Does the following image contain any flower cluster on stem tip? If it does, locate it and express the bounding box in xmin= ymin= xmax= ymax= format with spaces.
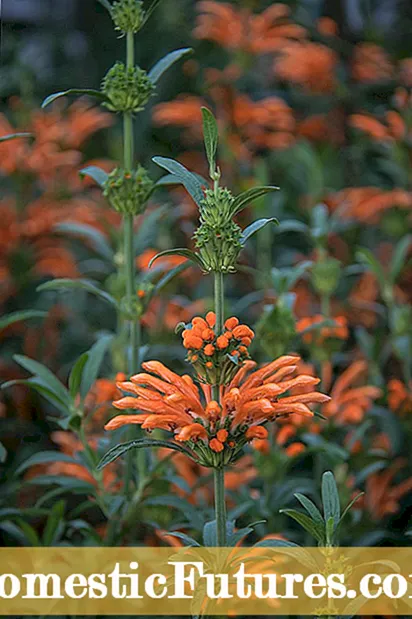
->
xmin=106 ymin=332 xmax=330 ymax=468
xmin=103 ymin=166 xmax=153 ymax=215
xmin=102 ymin=62 xmax=154 ymax=113
xmin=111 ymin=0 xmax=145 ymax=35
xmin=180 ymin=312 xmax=254 ymax=386
xmin=194 ymin=187 xmax=242 ymax=273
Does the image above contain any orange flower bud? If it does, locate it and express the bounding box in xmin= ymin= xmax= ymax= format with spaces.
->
xmin=204 ymin=344 xmax=215 ymax=356
xmin=253 ymin=439 xmax=270 ymax=454
xmin=205 ymin=361 xmax=213 ymax=368
xmin=206 ymin=401 xmax=221 ymax=418
xmin=216 ymin=335 xmax=229 ymax=349
xmin=183 ymin=333 xmax=203 ymax=349
xmin=192 ymin=316 xmax=208 ymax=330
xmin=206 ymin=311 xmax=216 ymax=327
xmin=240 ymin=337 xmax=252 ymax=347
xmin=217 ymin=429 xmax=228 ymax=443
xmin=137 ymin=289 xmax=146 ymax=298
xmin=175 ymin=423 xmax=208 ymax=442
xmin=285 ymin=442 xmax=306 ymax=457
xmin=209 ymin=438 xmax=224 ymax=452
xmin=238 ymin=345 xmax=248 ymax=354
xmin=225 ymin=317 xmax=239 ymax=330
xmin=246 ymin=426 xmax=268 ymax=440
xmin=191 ymin=354 xmax=199 ymax=363
xmin=233 ymin=325 xmax=254 ymax=340
xmin=202 ymin=328 xmax=215 ymax=341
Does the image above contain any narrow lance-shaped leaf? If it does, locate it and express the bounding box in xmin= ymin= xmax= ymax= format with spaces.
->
xmin=0 ymin=310 xmax=46 ymax=332
xmin=97 ymin=439 xmax=198 ymax=470
xmin=69 ymin=353 xmax=89 ymax=400
xmin=153 ymin=157 xmax=205 ymax=207
xmin=54 ymin=222 xmax=114 ymax=262
xmin=153 ymin=261 xmax=191 ymax=294
xmin=294 ymin=493 xmax=324 ymax=525
xmin=201 ymin=107 xmax=218 ymax=175
xmin=1 ymin=378 xmax=70 ymax=417
xmin=279 ymin=508 xmax=325 ymax=544
xmin=148 ymin=48 xmax=193 ymax=84
xmin=37 ymin=279 xmax=117 ymax=308
xmin=390 ymin=234 xmax=411 ymax=283
xmin=240 ymin=218 xmax=279 ymax=246
xmin=0 ymin=133 xmax=32 ymax=143
xmin=96 ymin=0 xmax=112 ymax=12
xmin=80 ymin=334 xmax=114 ymax=400
xmin=0 ymin=442 xmax=6 ymax=464
xmin=322 ymin=471 xmax=341 ymax=528
xmin=42 ymin=89 xmax=109 ymax=109
xmin=149 ymin=248 xmax=205 ymax=270
xmin=14 ymin=452 xmax=79 ymax=476
xmin=12 ymin=355 xmax=70 ymax=406
xmin=80 ymin=165 xmax=109 ymax=188
xmin=230 ymin=186 xmax=279 ymax=217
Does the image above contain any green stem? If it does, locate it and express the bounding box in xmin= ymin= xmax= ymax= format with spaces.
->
xmin=321 ymin=294 xmax=330 ymax=317
xmin=213 ymin=466 xmax=227 ymax=546
xmin=122 ymin=29 xmax=144 ymax=499
xmin=213 ymin=270 xmax=227 ymax=546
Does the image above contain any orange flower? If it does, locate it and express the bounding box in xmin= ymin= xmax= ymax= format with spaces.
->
xmin=106 ymin=356 xmax=329 ymax=466
xmin=297 ymin=314 xmax=348 ymax=345
xmin=194 ymin=2 xmax=306 ymax=54
xmin=326 ymin=187 xmax=412 ymax=223
xmin=323 ymin=361 xmax=382 ymax=424
xmin=275 ymin=41 xmax=338 ymax=93
xmin=352 ymin=43 xmax=393 ymax=83
xmin=352 ymin=460 xmax=412 ymax=521
xmin=387 ymin=379 xmax=412 ymax=415
xmin=349 ymin=112 xmax=406 ymax=142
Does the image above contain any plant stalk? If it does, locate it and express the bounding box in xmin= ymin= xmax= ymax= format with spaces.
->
xmin=213 ymin=270 xmax=227 ymax=545
xmin=213 ymin=466 xmax=227 ymax=546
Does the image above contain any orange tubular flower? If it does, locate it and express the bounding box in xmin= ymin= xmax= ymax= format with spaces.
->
xmin=274 ymin=41 xmax=338 ymax=93
xmin=106 ymin=355 xmax=330 ymax=467
xmin=387 ymin=379 xmax=412 ymax=416
xmin=325 ymin=187 xmax=412 ymax=223
xmin=297 ymin=314 xmax=348 ymax=345
xmin=323 ymin=361 xmax=382 ymax=424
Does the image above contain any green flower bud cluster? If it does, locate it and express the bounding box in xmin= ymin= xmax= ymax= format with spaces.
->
xmin=256 ymin=303 xmax=297 ymax=359
xmin=111 ymin=0 xmax=145 ymax=34
xmin=194 ymin=187 xmax=242 ymax=272
xmin=312 ymin=256 xmax=341 ymax=297
xmin=103 ymin=166 xmax=153 ymax=215
xmin=102 ymin=62 xmax=154 ymax=113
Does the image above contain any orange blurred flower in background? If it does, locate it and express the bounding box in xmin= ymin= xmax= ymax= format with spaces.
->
xmin=326 ymin=187 xmax=412 ymax=223
xmin=274 ymin=41 xmax=338 ymax=93
xmin=351 ymin=43 xmax=393 ymax=83
xmin=194 ymin=2 xmax=306 ymax=54
xmin=323 ymin=361 xmax=382 ymax=424
xmin=388 ymin=379 xmax=412 ymax=416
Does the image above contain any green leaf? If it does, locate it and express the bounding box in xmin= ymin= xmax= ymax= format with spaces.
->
xmin=254 ymin=539 xmax=299 ymax=548
xmin=275 ymin=220 xmax=309 ymax=235
xmin=14 ymin=451 xmax=79 ymax=476
xmin=42 ymin=500 xmax=65 ymax=546
xmin=201 ymin=107 xmax=218 ymax=175
xmin=280 ymin=509 xmax=325 ymax=544
xmin=68 ymin=353 xmax=89 ymax=400
xmin=337 ymin=492 xmax=364 ymax=529
xmin=80 ymin=334 xmax=114 ymax=400
xmin=153 ymin=157 xmax=205 ymax=207
xmin=55 ymin=222 xmax=114 ymax=261
xmin=143 ymin=0 xmax=162 ymax=23
xmin=0 ymin=442 xmax=6 ymax=463
xmin=321 ymin=471 xmax=340 ymax=528
xmin=42 ymin=89 xmax=109 ymax=109
xmin=356 ymin=248 xmax=386 ymax=286
xmin=240 ymin=218 xmax=279 ymax=246
xmin=230 ymin=186 xmax=279 ymax=217
xmin=153 ymin=261 xmax=191 ymax=294
xmin=390 ymin=235 xmax=411 ymax=282
xmin=0 ymin=132 xmax=32 ymax=143
xmin=203 ymin=520 xmax=217 ymax=547
xmin=80 ymin=165 xmax=109 ymax=188
xmin=325 ymin=516 xmax=335 ymax=546
xmin=149 ymin=248 xmax=204 ymax=270
xmin=0 ymin=310 xmax=46 ymax=331
xmin=97 ymin=439 xmax=197 ymax=470
xmin=1 ymin=378 xmax=69 ymax=416
xmin=12 ymin=355 xmax=70 ymax=406
xmin=37 ymin=278 xmax=117 ymax=307
xmin=162 ymin=531 xmax=201 ymax=547
xmin=294 ymin=493 xmax=324 ymax=525
xmin=148 ymin=48 xmax=192 ymax=84
xmin=96 ymin=0 xmax=112 ymax=12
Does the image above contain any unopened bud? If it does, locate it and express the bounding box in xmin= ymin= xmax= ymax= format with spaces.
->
xmin=102 ymin=62 xmax=154 ymax=113
xmin=103 ymin=166 xmax=153 ymax=215
xmin=111 ymin=0 xmax=145 ymax=34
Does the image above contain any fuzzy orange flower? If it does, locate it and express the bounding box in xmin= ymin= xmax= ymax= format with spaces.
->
xmin=323 ymin=361 xmax=381 ymax=424
xmin=106 ymin=355 xmax=329 ymax=467
xmin=387 ymin=379 xmax=412 ymax=416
